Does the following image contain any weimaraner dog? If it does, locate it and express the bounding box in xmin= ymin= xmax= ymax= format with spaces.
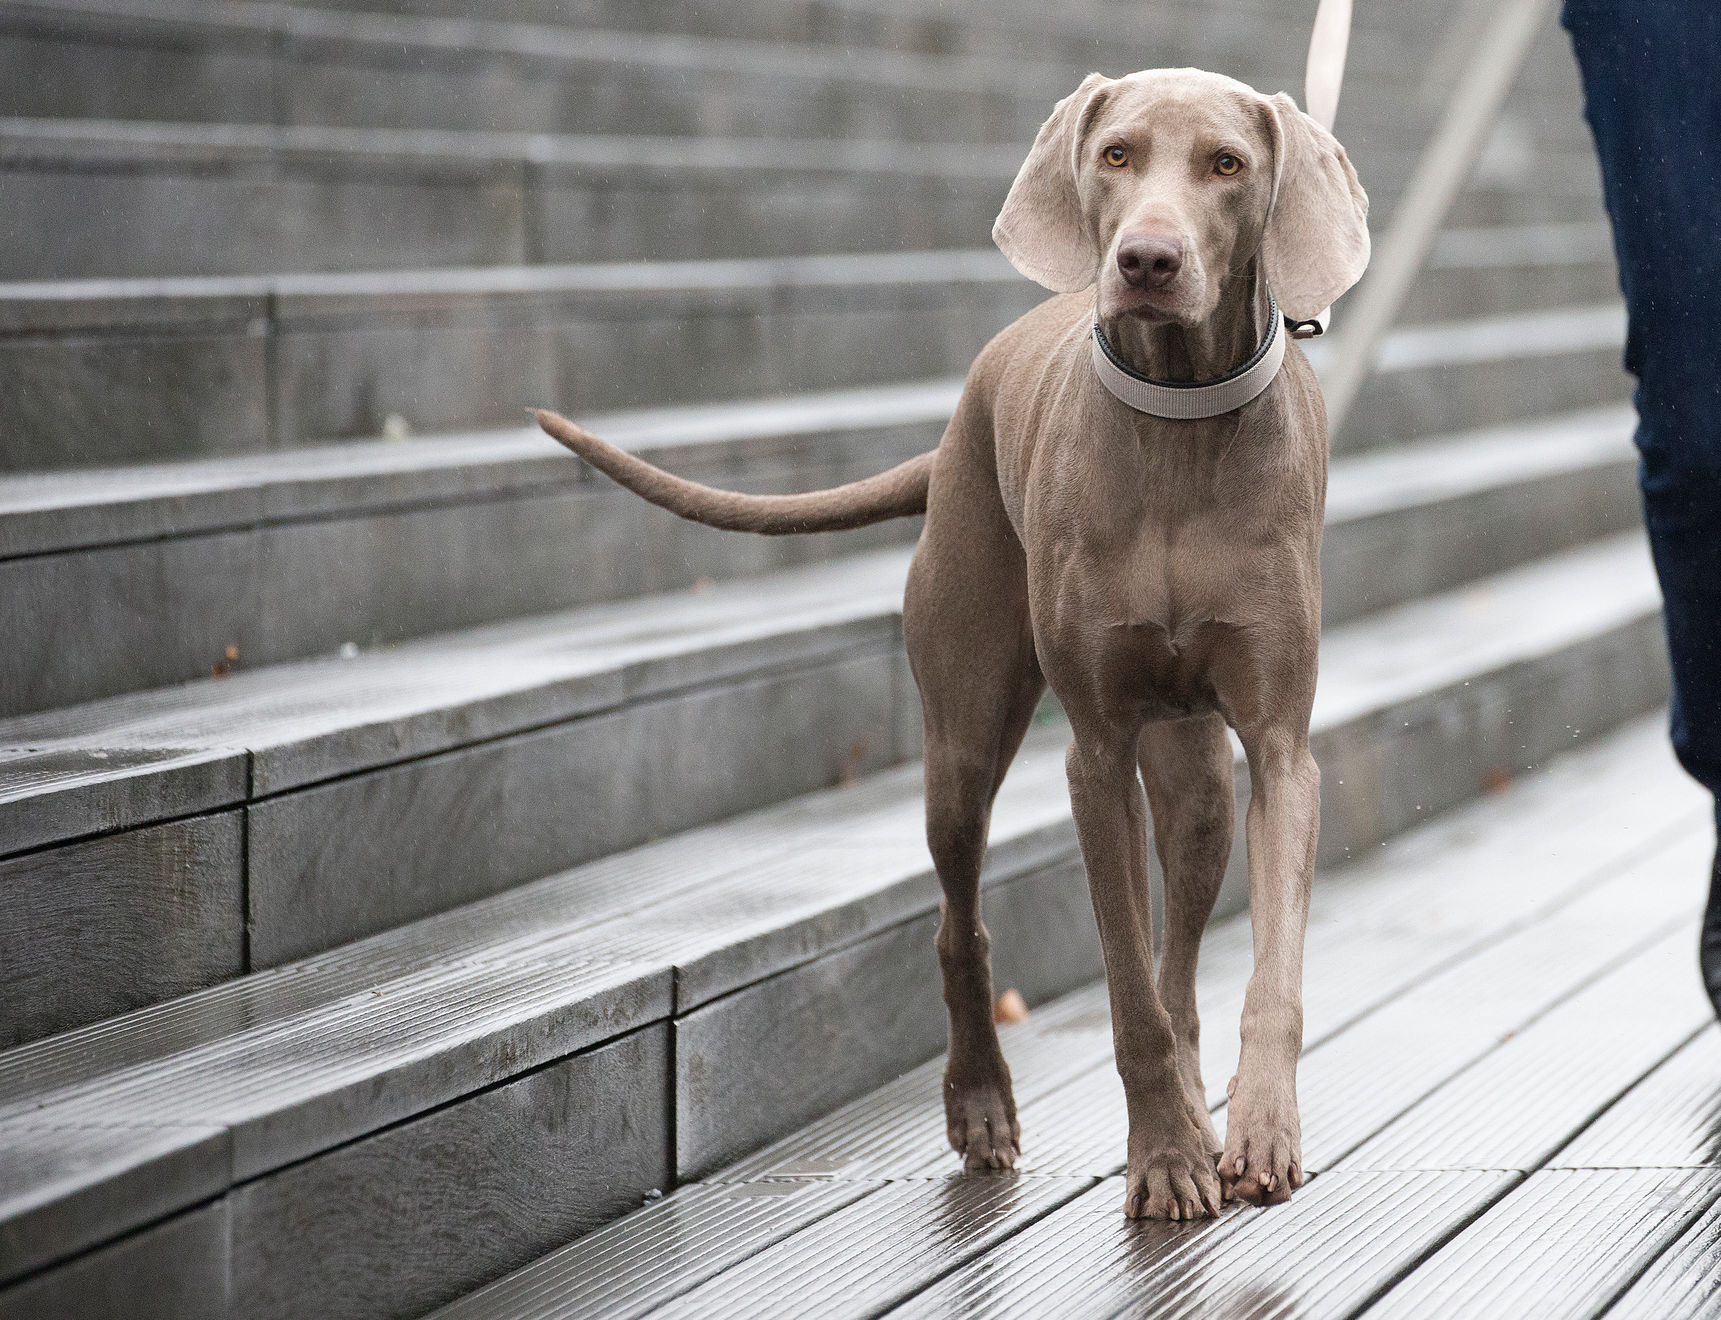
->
xmin=535 ymin=67 xmax=1369 ymax=1219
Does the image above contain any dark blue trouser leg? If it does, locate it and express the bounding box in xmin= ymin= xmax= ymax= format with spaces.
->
xmin=1563 ymin=0 xmax=1721 ymax=1012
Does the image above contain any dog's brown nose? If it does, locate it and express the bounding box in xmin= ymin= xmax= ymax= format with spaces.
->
xmin=1116 ymin=235 xmax=1184 ymax=289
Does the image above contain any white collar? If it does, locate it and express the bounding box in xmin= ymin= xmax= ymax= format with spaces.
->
xmin=1091 ymin=294 xmax=1294 ymax=420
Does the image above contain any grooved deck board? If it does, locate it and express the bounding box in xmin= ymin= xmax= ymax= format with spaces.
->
xmin=1364 ymin=1168 xmax=1721 ymax=1320
xmin=428 ymin=716 xmax=1720 ymax=1320
xmin=643 ymin=1177 xmax=1092 ymax=1319
xmin=1338 ymin=927 xmax=1711 ymax=1172
xmin=1606 ymin=1194 xmax=1721 ymax=1319
xmin=883 ymin=1170 xmax=1515 ymax=1320
xmin=1551 ymin=1029 xmax=1721 ymax=1170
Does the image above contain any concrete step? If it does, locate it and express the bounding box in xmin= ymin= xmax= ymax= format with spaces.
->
xmin=0 ymin=118 xmax=1020 ymax=278
xmin=0 ymin=377 xmax=1638 ymax=714
xmin=420 ymin=716 xmax=1710 ymax=1320
xmin=0 ymin=251 xmax=1043 ymax=469
xmin=0 ymin=413 xmax=1647 ymax=1030
xmin=1317 ymin=302 xmax=1632 ymax=454
xmin=1402 ymin=220 xmax=1618 ymax=324
xmin=0 ymin=0 xmax=1466 ymax=145
xmin=0 ymin=525 xmax=1673 ymax=1059
xmin=0 ymin=112 xmax=1601 ymax=283
xmin=0 ymin=380 xmax=950 ymax=715
xmin=0 ymin=0 xmax=1067 ymax=145
xmin=0 ymin=547 xmax=923 ymax=1010
xmin=0 ymin=681 xmax=1696 ymax=1318
xmin=0 ymin=250 xmax=1630 ymax=470
xmin=0 ymin=84 xmax=1603 ymax=286
xmin=0 ymin=447 xmax=1645 ymax=1025
xmin=253 ymin=0 xmax=1419 ymax=69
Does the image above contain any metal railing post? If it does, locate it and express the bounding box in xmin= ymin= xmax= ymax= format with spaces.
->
xmin=1320 ymin=0 xmax=1558 ymax=438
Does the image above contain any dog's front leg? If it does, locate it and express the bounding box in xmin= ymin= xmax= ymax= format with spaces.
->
xmin=1222 ymin=724 xmax=1320 ymax=1205
xmin=1066 ymin=733 xmax=1223 ymax=1220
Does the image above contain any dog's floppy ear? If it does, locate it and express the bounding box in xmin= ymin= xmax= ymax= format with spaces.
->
xmin=993 ymin=73 xmax=1113 ymax=293
xmin=1262 ymin=91 xmax=1370 ymax=321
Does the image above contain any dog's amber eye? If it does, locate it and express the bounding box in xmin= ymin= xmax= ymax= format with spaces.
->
xmin=1215 ymin=153 xmax=1242 ymax=176
xmin=1103 ymin=145 xmax=1129 ymax=168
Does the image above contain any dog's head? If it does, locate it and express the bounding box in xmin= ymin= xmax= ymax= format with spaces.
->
xmin=993 ymin=68 xmax=1369 ymax=327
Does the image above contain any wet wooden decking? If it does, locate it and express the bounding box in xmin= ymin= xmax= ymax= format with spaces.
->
xmin=437 ymin=714 xmax=1721 ymax=1320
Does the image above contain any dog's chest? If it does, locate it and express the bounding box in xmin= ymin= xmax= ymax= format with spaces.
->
xmin=1035 ymin=505 xmax=1305 ymax=721
xmin=1105 ymin=507 xmax=1269 ymax=633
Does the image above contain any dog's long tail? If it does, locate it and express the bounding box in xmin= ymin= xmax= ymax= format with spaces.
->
xmin=532 ymin=408 xmax=933 ymax=535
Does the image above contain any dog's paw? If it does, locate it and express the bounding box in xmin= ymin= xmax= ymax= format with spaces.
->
xmin=1122 ymin=1140 xmax=1223 ymax=1221
xmin=1219 ymin=1081 xmax=1303 ymax=1206
xmin=944 ymin=1073 xmax=1020 ymax=1171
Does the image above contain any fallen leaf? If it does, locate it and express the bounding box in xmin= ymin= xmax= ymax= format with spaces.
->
xmin=994 ymin=989 xmax=1029 ymax=1024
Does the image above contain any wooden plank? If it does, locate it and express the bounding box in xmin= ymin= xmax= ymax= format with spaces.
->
xmin=897 ymin=825 xmax=1711 ymax=1183
xmin=1552 ymin=1026 xmax=1721 ymax=1170
xmin=646 ymin=1178 xmax=1093 ymax=1320
xmin=1363 ymin=1168 xmax=1721 ymax=1320
xmin=429 ymin=1182 xmax=873 ymax=1320
xmin=1340 ymin=928 xmax=1710 ymax=1171
xmin=1606 ymin=1194 xmax=1721 ymax=1320
xmin=883 ymin=1170 xmax=1512 ymax=1320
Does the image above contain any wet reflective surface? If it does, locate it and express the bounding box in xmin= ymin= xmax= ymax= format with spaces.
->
xmin=435 ymin=725 xmax=1721 ymax=1320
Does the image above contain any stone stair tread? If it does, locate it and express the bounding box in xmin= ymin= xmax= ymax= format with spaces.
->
xmin=0 ymin=254 xmax=1625 ymax=469
xmin=714 ymin=820 xmax=1703 ymax=1320
xmin=254 ymin=0 xmax=1374 ymax=56
xmin=0 ymin=248 xmax=1022 ymax=330
xmin=1322 ymin=402 xmax=1631 ymax=522
xmin=1606 ymin=1168 xmax=1721 ymax=1319
xmin=0 ymin=533 xmax=1671 ymax=1285
xmin=0 ymin=378 xmax=963 ymax=560
xmin=0 ymin=115 xmax=1025 ymax=177
xmin=1428 ymin=219 xmax=1616 ymax=270
xmin=1335 ymin=929 xmax=1710 ymax=1173
xmin=0 ymin=104 xmax=1584 ymax=173
xmin=2 ymin=0 xmax=1069 ymax=93
xmin=0 ymin=388 xmax=1624 ymax=563
xmin=1548 ymin=1026 xmax=1721 ymax=1170
xmin=1366 ymin=301 xmax=1627 ymax=375
xmin=0 ymin=261 xmax=1622 ymax=343
xmin=1364 ymin=1166 xmax=1721 ymax=1320
xmin=706 ymin=721 xmax=1707 ymax=1189
xmin=0 ymin=439 xmax=1650 ymax=859
xmin=0 ymin=545 xmax=914 ymax=853
xmin=0 ymin=249 xmax=1039 ymax=468
xmin=0 ymin=0 xmax=1403 ymax=95
xmin=1312 ymin=530 xmax=1656 ymax=728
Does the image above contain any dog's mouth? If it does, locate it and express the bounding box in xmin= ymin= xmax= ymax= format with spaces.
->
xmin=1106 ymin=284 xmax=1200 ymax=326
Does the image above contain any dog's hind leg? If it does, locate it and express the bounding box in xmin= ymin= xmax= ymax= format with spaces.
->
xmin=905 ymin=423 xmax=1042 ymax=1172
xmin=1138 ymin=712 xmax=1234 ymax=1161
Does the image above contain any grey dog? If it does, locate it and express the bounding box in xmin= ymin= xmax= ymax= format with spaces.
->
xmin=536 ymin=66 xmax=1369 ymax=1220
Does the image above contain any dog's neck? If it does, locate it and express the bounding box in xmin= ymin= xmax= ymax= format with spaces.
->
xmin=1098 ymin=269 xmax=1274 ymax=384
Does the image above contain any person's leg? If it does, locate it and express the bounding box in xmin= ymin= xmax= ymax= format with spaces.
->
xmin=1564 ymin=0 xmax=1721 ymax=1009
